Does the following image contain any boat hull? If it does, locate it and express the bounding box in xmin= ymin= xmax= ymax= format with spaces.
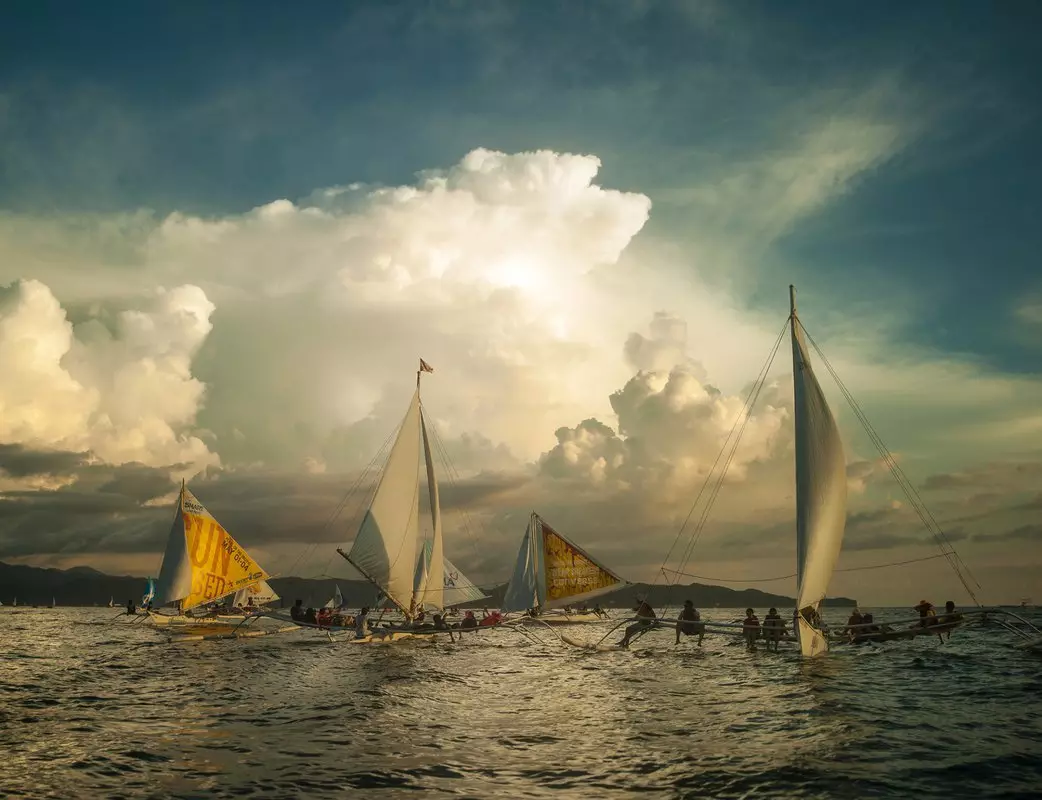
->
xmin=148 ymin=612 xmax=247 ymax=626
xmin=798 ymin=616 xmax=829 ymax=657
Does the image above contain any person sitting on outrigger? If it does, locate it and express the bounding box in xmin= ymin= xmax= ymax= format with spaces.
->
xmin=844 ymin=609 xmax=864 ymax=637
xmin=618 ymin=596 xmax=656 ymax=648
xmin=432 ymin=613 xmax=455 ymax=641
xmin=126 ymin=600 xmax=136 ymax=616
xmin=460 ymin=611 xmax=478 ymax=631
xmin=762 ymin=607 xmax=785 ymax=651
xmin=290 ymin=599 xmax=305 ymax=621
xmin=676 ymin=600 xmax=705 ymax=646
xmin=743 ymin=608 xmax=760 ymax=651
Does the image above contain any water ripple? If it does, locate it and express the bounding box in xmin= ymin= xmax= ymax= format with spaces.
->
xmin=1 ymin=607 xmax=1040 ymax=798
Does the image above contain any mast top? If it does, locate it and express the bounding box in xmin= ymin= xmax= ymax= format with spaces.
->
xmin=789 ymin=284 xmax=797 ymax=317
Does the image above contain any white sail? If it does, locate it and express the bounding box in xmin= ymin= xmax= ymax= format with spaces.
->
xmin=502 ymin=515 xmax=543 ymax=613
xmin=232 ymin=579 xmax=279 ymax=608
xmin=154 ymin=485 xmax=193 ymax=606
xmin=346 ymin=390 xmax=422 ymax=613
xmin=502 ymin=513 xmax=625 ymax=613
xmin=790 ymin=286 xmax=847 ymax=657
xmin=414 ymin=541 xmax=486 ymax=609
xmin=324 ymin=583 xmax=344 ymax=609
xmin=412 ymin=412 xmax=444 ymax=612
xmin=442 ymin=553 xmax=487 ymax=607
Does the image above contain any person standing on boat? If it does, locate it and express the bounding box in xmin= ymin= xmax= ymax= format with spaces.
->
xmin=126 ymin=599 xmax=136 ymax=616
xmin=676 ymin=600 xmax=705 ymax=646
xmin=618 ymin=596 xmax=656 ymax=648
xmin=938 ymin=601 xmax=962 ymax=639
xmin=743 ymin=609 xmax=760 ymax=650
xmin=355 ymin=606 xmax=371 ymax=639
xmin=844 ymin=609 xmax=864 ymax=638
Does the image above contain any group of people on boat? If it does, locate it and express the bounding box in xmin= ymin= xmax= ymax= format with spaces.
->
xmin=286 ymin=598 xmax=508 ymax=640
xmin=840 ymin=600 xmax=963 ymax=643
xmin=742 ymin=608 xmax=787 ymax=651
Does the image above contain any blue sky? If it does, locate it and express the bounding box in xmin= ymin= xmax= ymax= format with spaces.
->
xmin=0 ymin=2 xmax=1040 ymax=601
xmin=2 ymin=1 xmax=1040 ymax=370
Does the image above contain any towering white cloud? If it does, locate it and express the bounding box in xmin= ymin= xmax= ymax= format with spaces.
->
xmin=0 ymin=279 xmax=216 ymax=469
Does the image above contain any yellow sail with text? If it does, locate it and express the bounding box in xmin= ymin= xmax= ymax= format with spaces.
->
xmin=541 ymin=520 xmax=623 ymax=604
xmin=179 ymin=489 xmax=269 ymax=610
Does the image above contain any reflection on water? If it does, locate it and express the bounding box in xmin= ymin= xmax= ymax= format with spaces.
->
xmin=1 ymin=607 xmax=1040 ymax=798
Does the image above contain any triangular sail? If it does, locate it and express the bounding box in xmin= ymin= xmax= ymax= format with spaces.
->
xmin=233 ymin=579 xmax=279 ymax=608
xmin=345 ymin=390 xmax=422 ymax=614
xmin=153 ymin=484 xmax=270 ymax=611
xmin=790 ymin=287 xmax=847 ymax=655
xmin=442 ymin=553 xmax=487 ymax=606
xmin=502 ymin=513 xmax=625 ymax=612
xmin=324 ymin=584 xmax=344 ymax=609
xmin=414 ymin=541 xmax=486 ymax=609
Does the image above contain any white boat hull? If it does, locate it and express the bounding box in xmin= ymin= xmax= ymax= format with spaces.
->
xmin=148 ymin=611 xmax=247 ymax=626
xmin=798 ymin=616 xmax=829 ymax=657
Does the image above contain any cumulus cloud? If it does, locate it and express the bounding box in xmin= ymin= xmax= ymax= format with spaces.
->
xmin=0 ymin=279 xmax=216 ymax=471
xmin=539 ymin=312 xmax=789 ymax=501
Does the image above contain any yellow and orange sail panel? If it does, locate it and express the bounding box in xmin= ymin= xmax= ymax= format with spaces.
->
xmin=153 ymin=484 xmax=269 ymax=610
xmin=541 ymin=520 xmax=622 ymax=603
xmin=180 ymin=489 xmax=268 ymax=609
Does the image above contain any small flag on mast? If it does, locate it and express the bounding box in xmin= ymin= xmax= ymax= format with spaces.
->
xmin=419 ymin=359 xmax=434 ymax=374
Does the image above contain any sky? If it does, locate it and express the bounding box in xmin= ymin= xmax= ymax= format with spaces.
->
xmin=1 ymin=0 xmax=1040 ymax=606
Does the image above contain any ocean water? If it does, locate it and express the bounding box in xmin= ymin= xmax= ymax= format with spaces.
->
xmin=2 ymin=606 xmax=1041 ymax=799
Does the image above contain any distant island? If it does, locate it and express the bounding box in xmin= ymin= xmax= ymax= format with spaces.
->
xmin=0 ymin=560 xmax=857 ymax=609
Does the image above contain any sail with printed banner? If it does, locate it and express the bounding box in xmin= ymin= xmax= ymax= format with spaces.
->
xmin=502 ymin=512 xmax=626 ymax=613
xmin=153 ymin=482 xmax=270 ymax=611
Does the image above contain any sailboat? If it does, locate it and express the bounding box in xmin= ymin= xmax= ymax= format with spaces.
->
xmin=49 ymin=597 xmax=56 ymax=608
xmin=148 ymin=481 xmax=271 ymax=626
xmin=107 ymin=596 xmax=114 ymax=608
xmin=330 ymin=360 xmax=469 ymax=643
xmin=788 ymin=285 xmax=848 ymax=657
xmin=502 ymin=512 xmax=626 ymax=625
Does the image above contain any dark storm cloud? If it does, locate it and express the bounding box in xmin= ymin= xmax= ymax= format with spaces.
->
xmin=0 ymin=444 xmax=87 ymax=477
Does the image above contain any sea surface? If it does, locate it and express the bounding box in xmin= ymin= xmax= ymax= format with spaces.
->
xmin=2 ymin=606 xmax=1041 ymax=799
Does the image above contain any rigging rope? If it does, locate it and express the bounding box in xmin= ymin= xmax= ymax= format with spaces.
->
xmin=657 ymin=320 xmax=789 ymax=602
xmin=661 ymin=552 xmax=950 ymax=584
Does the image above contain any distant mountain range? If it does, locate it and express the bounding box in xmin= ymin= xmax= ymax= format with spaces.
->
xmin=0 ymin=560 xmax=856 ymax=609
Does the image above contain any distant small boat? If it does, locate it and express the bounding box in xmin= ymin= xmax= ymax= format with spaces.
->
xmin=49 ymin=597 xmax=56 ymax=608
xmin=107 ymin=597 xmax=114 ymax=608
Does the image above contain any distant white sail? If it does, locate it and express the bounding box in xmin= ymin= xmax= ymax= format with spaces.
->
xmin=324 ymin=583 xmax=344 ymax=609
xmin=502 ymin=513 xmax=625 ymax=613
xmin=233 ymin=579 xmax=279 ymax=608
xmin=790 ymin=286 xmax=848 ymax=657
